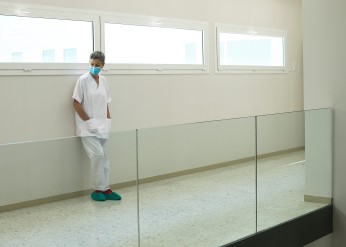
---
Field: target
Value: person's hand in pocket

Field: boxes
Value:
[86,119,98,133]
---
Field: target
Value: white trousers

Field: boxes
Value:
[81,136,110,191]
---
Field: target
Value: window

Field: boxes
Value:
[105,24,203,65]
[101,16,208,73]
[216,24,287,73]
[0,3,99,75]
[0,3,207,75]
[0,15,93,64]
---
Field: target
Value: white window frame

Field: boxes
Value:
[100,14,209,74]
[0,2,100,76]
[215,23,288,74]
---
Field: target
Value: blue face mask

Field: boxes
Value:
[89,66,102,75]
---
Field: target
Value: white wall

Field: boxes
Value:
[257,111,305,154]
[0,0,303,144]
[138,118,256,178]
[303,0,346,246]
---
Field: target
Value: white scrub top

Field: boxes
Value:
[72,72,111,138]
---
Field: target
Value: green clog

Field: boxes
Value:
[105,191,121,201]
[91,191,106,201]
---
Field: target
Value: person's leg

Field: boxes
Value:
[82,136,121,201]
[99,138,110,190]
[81,136,109,201]
[99,138,121,201]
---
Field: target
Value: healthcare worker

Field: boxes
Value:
[72,51,121,201]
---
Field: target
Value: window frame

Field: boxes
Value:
[100,14,209,75]
[215,23,288,74]
[0,3,100,76]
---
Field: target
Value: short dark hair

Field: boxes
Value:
[90,51,105,65]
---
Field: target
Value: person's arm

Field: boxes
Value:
[73,99,89,121]
[107,105,111,119]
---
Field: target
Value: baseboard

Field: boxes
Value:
[0,147,305,213]
[139,147,304,184]
[304,195,333,205]
[138,156,256,185]
[0,180,137,213]
[257,146,304,159]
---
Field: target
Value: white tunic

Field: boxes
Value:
[72,72,111,138]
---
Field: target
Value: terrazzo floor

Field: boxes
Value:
[0,151,328,247]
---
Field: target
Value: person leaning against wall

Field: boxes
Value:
[72,51,121,202]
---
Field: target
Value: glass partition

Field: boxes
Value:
[0,109,333,247]
[256,111,306,230]
[137,117,256,247]
[256,109,332,231]
[304,108,332,205]
[0,131,138,247]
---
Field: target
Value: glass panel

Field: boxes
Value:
[0,109,333,246]
[304,108,332,205]
[137,117,256,246]
[105,23,203,65]
[256,110,331,231]
[0,131,138,246]
[0,15,93,63]
[219,33,284,66]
